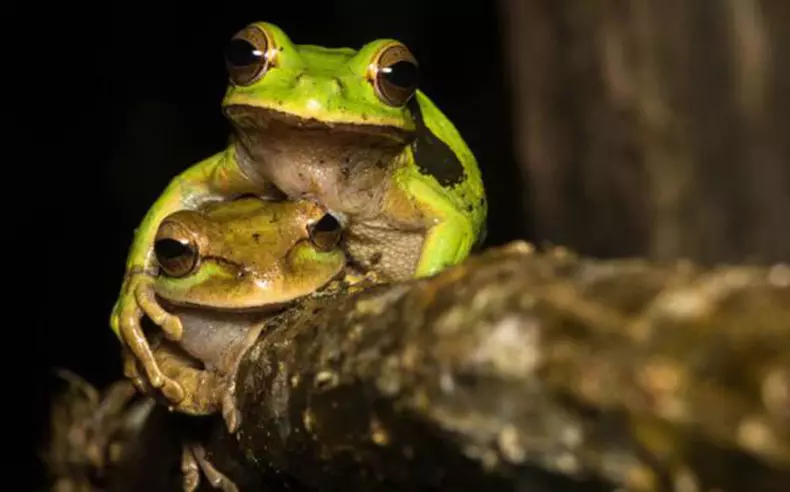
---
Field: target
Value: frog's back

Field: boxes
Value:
[406,91,487,239]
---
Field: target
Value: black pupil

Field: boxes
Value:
[225,39,263,67]
[313,214,341,234]
[155,238,192,261]
[383,61,418,89]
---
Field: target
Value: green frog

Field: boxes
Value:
[124,195,348,492]
[111,20,487,405]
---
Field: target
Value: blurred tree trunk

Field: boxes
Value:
[499,0,790,265]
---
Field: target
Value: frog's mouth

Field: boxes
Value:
[223,105,413,144]
[158,295,298,316]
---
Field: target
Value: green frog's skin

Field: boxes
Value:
[126,196,346,492]
[110,20,487,405]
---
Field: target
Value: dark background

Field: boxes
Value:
[29,2,525,487]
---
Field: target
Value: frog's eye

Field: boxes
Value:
[369,42,419,107]
[154,234,199,278]
[225,24,274,86]
[308,213,344,252]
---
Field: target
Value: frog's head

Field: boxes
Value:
[220,22,421,171]
[151,197,346,311]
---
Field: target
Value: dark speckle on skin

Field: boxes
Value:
[466,204,474,213]
[369,252,382,265]
[341,167,351,180]
[406,98,466,187]
[361,114,368,121]
[252,232,261,242]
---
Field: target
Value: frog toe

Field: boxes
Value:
[160,377,186,405]
[122,350,151,395]
[162,315,184,341]
[119,317,166,390]
[190,443,239,492]
[135,282,184,341]
[221,392,242,434]
[181,444,201,492]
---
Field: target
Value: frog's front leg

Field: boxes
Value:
[397,177,478,278]
[111,150,262,404]
[416,213,475,277]
[182,442,239,492]
[121,343,183,403]
[122,346,152,395]
[117,273,185,402]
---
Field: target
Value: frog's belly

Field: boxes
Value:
[343,221,423,282]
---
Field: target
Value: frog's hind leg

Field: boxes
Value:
[181,442,239,492]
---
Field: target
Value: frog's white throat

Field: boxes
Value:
[228,106,410,217]
[156,302,275,374]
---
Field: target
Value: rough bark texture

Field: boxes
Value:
[500,0,790,264]
[46,244,790,491]
[213,243,790,491]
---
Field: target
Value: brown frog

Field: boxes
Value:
[124,196,348,492]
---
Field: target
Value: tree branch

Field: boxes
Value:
[48,243,790,491]
[206,242,790,491]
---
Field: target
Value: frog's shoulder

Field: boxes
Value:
[403,92,483,196]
